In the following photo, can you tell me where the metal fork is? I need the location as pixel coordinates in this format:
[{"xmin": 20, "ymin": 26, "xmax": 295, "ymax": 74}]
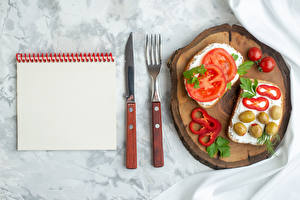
[{"xmin": 145, "ymin": 34, "xmax": 164, "ymax": 167}]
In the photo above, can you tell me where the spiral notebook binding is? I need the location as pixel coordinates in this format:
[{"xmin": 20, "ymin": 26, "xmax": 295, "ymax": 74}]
[{"xmin": 16, "ymin": 52, "xmax": 114, "ymax": 63}]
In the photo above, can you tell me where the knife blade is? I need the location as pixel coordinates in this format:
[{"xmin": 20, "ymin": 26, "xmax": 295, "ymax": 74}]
[
  {"xmin": 125, "ymin": 33, "xmax": 135, "ymax": 102},
  {"xmin": 125, "ymin": 33, "xmax": 137, "ymax": 169}
]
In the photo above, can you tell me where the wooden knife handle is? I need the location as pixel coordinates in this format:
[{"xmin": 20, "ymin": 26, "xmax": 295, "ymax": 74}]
[
  {"xmin": 126, "ymin": 102, "xmax": 137, "ymax": 169},
  {"xmin": 152, "ymin": 102, "xmax": 164, "ymax": 167}
]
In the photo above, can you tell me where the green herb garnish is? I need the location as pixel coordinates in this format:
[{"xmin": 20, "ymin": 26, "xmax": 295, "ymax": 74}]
[
  {"xmin": 257, "ymin": 132, "xmax": 280, "ymax": 155},
  {"xmin": 207, "ymin": 136, "xmax": 230, "ymax": 158},
  {"xmin": 237, "ymin": 61, "xmax": 254, "ymax": 76},
  {"xmin": 226, "ymin": 82, "xmax": 232, "ymax": 90},
  {"xmin": 183, "ymin": 65, "xmax": 207, "ymax": 88},
  {"xmin": 240, "ymin": 77, "xmax": 258, "ymax": 98},
  {"xmin": 232, "ymin": 53, "xmax": 238, "ymax": 61}
]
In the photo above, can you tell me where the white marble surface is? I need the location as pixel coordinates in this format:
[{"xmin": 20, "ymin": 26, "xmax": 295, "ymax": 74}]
[{"xmin": 0, "ymin": 0, "xmax": 239, "ymax": 199}]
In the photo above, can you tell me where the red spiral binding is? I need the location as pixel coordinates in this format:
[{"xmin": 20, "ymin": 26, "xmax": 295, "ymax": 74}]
[{"xmin": 16, "ymin": 52, "xmax": 114, "ymax": 63}]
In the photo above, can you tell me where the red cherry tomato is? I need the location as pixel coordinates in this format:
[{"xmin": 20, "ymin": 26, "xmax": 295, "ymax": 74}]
[
  {"xmin": 185, "ymin": 64, "xmax": 226, "ymax": 102},
  {"xmin": 202, "ymin": 48, "xmax": 237, "ymax": 82},
  {"xmin": 256, "ymin": 85, "xmax": 281, "ymax": 100},
  {"xmin": 242, "ymin": 97, "xmax": 269, "ymax": 111},
  {"xmin": 259, "ymin": 57, "xmax": 276, "ymax": 72},
  {"xmin": 247, "ymin": 47, "xmax": 262, "ymax": 61}
]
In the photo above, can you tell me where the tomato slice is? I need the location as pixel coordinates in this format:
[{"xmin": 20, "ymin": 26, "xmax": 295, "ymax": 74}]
[
  {"xmin": 242, "ymin": 97, "xmax": 269, "ymax": 111},
  {"xmin": 202, "ymin": 48, "xmax": 237, "ymax": 82},
  {"xmin": 185, "ymin": 64, "xmax": 226, "ymax": 102},
  {"xmin": 256, "ymin": 85, "xmax": 281, "ymax": 100}
]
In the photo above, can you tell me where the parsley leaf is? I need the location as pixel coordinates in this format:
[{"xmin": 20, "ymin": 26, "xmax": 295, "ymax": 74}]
[
  {"xmin": 232, "ymin": 53, "xmax": 238, "ymax": 61},
  {"xmin": 241, "ymin": 92, "xmax": 254, "ymax": 98},
  {"xmin": 237, "ymin": 61, "xmax": 254, "ymax": 76},
  {"xmin": 198, "ymin": 64, "xmax": 207, "ymax": 75},
  {"xmin": 218, "ymin": 146, "xmax": 230, "ymax": 157},
  {"xmin": 207, "ymin": 142, "xmax": 217, "ymax": 158},
  {"xmin": 191, "ymin": 76, "xmax": 197, "ymax": 83},
  {"xmin": 240, "ymin": 77, "xmax": 252, "ymax": 91},
  {"xmin": 183, "ymin": 65, "xmax": 207, "ymax": 89},
  {"xmin": 226, "ymin": 82, "xmax": 232, "ymax": 90},
  {"xmin": 240, "ymin": 77, "xmax": 258, "ymax": 98},
  {"xmin": 252, "ymin": 79, "xmax": 258, "ymax": 93},
  {"xmin": 194, "ymin": 79, "xmax": 200, "ymax": 88},
  {"xmin": 183, "ymin": 65, "xmax": 206, "ymax": 79},
  {"xmin": 216, "ymin": 136, "xmax": 229, "ymax": 146},
  {"xmin": 220, "ymin": 148, "xmax": 231, "ymax": 157},
  {"xmin": 206, "ymin": 136, "xmax": 230, "ymax": 158}
]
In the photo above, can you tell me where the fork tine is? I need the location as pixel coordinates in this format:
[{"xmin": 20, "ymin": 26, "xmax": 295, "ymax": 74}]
[
  {"xmin": 154, "ymin": 34, "xmax": 159, "ymax": 65},
  {"xmin": 150, "ymin": 34, "xmax": 155, "ymax": 65},
  {"xmin": 158, "ymin": 34, "xmax": 162, "ymax": 64},
  {"xmin": 145, "ymin": 33, "xmax": 162, "ymax": 67},
  {"xmin": 150, "ymin": 34, "xmax": 153, "ymax": 65},
  {"xmin": 156, "ymin": 34, "xmax": 161, "ymax": 65},
  {"xmin": 145, "ymin": 34, "xmax": 150, "ymax": 66},
  {"xmin": 152, "ymin": 34, "xmax": 156, "ymax": 65}
]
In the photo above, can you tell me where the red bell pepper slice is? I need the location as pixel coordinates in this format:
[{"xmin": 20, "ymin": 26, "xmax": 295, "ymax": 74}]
[
  {"xmin": 198, "ymin": 122, "xmax": 221, "ymax": 147},
  {"xmin": 191, "ymin": 107, "xmax": 219, "ymax": 131},
  {"xmin": 256, "ymin": 84, "xmax": 281, "ymax": 100},
  {"xmin": 242, "ymin": 97, "xmax": 269, "ymax": 111},
  {"xmin": 189, "ymin": 121, "xmax": 209, "ymax": 135},
  {"xmin": 189, "ymin": 107, "xmax": 222, "ymax": 146}
]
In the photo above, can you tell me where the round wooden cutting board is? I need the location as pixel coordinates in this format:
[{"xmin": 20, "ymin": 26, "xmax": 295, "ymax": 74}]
[{"xmin": 167, "ymin": 24, "xmax": 292, "ymax": 169}]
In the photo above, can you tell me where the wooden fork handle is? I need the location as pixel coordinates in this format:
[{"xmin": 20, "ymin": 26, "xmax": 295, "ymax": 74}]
[
  {"xmin": 126, "ymin": 102, "xmax": 137, "ymax": 169},
  {"xmin": 152, "ymin": 102, "xmax": 164, "ymax": 167}
]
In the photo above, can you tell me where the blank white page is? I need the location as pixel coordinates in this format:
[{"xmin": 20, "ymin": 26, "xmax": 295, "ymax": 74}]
[{"xmin": 17, "ymin": 61, "xmax": 116, "ymax": 150}]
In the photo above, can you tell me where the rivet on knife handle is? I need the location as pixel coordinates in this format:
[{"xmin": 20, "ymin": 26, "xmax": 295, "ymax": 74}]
[
  {"xmin": 126, "ymin": 102, "xmax": 137, "ymax": 169},
  {"xmin": 152, "ymin": 102, "xmax": 164, "ymax": 167}
]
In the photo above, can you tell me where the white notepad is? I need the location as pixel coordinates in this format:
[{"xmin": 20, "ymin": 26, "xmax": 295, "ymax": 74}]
[{"xmin": 16, "ymin": 53, "xmax": 116, "ymax": 150}]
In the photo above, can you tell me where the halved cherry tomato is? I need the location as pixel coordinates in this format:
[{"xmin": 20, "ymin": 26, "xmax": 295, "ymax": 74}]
[
  {"xmin": 185, "ymin": 64, "xmax": 226, "ymax": 102},
  {"xmin": 247, "ymin": 47, "xmax": 262, "ymax": 61},
  {"xmin": 256, "ymin": 84, "xmax": 281, "ymax": 100},
  {"xmin": 242, "ymin": 97, "xmax": 269, "ymax": 111},
  {"xmin": 202, "ymin": 48, "xmax": 237, "ymax": 82},
  {"xmin": 259, "ymin": 57, "xmax": 276, "ymax": 72}
]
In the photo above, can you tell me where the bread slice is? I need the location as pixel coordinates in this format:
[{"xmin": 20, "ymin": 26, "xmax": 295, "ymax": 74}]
[
  {"xmin": 184, "ymin": 43, "xmax": 243, "ymax": 108},
  {"xmin": 227, "ymin": 80, "xmax": 284, "ymax": 145}
]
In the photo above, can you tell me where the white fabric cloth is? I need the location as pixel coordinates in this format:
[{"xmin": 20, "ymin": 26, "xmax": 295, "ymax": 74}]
[{"xmin": 154, "ymin": 0, "xmax": 300, "ymax": 199}]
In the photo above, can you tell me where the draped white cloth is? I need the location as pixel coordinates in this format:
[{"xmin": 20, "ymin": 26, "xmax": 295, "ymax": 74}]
[{"xmin": 155, "ymin": 0, "xmax": 300, "ymax": 199}]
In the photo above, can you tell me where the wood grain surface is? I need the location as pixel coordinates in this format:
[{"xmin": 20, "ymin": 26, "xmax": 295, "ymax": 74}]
[{"xmin": 167, "ymin": 24, "xmax": 292, "ymax": 169}]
